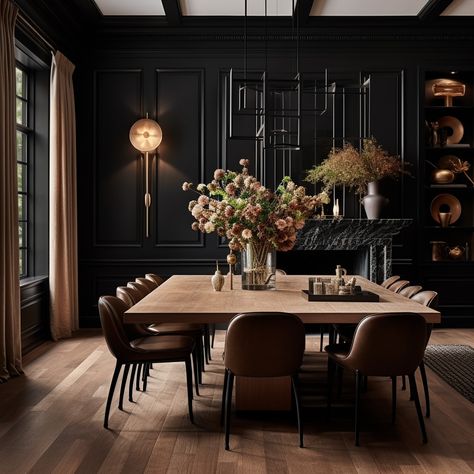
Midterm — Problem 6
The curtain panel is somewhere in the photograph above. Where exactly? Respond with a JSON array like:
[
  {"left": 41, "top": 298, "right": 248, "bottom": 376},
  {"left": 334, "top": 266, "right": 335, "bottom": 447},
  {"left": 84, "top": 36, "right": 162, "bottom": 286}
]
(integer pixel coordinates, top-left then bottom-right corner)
[
  {"left": 49, "top": 51, "right": 79, "bottom": 340},
  {"left": 0, "top": 0, "right": 22, "bottom": 382}
]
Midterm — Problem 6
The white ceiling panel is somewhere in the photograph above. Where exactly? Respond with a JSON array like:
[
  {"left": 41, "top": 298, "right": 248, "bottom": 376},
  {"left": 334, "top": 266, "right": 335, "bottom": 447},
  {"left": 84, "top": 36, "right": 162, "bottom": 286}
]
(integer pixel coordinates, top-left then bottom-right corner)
[
  {"left": 442, "top": 0, "right": 474, "bottom": 16},
  {"left": 311, "top": 0, "right": 428, "bottom": 16},
  {"left": 93, "top": 0, "right": 165, "bottom": 15},
  {"left": 180, "top": 0, "right": 293, "bottom": 16}
]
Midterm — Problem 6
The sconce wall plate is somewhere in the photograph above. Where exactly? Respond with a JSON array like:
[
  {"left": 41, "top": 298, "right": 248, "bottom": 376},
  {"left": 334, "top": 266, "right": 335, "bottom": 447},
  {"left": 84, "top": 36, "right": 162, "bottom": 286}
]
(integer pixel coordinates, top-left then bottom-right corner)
[{"left": 129, "top": 117, "right": 163, "bottom": 238}]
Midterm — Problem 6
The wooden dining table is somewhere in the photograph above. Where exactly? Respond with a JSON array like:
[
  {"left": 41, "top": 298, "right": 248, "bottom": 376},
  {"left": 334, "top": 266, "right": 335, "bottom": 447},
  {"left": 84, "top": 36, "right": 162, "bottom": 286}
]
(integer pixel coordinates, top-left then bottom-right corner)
[{"left": 125, "top": 274, "right": 441, "bottom": 410}]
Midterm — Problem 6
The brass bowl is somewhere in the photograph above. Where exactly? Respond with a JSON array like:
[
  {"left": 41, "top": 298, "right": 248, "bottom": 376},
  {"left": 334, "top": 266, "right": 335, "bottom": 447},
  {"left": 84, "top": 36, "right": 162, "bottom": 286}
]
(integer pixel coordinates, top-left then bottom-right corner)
[
  {"left": 430, "top": 193, "right": 462, "bottom": 224},
  {"left": 431, "top": 168, "right": 455, "bottom": 184},
  {"left": 437, "top": 116, "right": 464, "bottom": 144}
]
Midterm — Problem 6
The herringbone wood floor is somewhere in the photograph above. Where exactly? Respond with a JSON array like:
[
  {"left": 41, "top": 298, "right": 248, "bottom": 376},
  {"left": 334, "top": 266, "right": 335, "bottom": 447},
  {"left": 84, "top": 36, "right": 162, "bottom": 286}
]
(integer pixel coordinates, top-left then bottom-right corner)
[{"left": 0, "top": 329, "right": 473, "bottom": 473}]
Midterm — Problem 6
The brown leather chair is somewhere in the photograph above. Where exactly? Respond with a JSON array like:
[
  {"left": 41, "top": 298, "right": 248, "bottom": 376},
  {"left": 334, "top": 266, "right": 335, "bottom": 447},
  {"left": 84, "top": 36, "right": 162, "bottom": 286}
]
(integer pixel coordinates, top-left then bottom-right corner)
[
  {"left": 145, "top": 273, "right": 165, "bottom": 286},
  {"left": 127, "top": 281, "right": 149, "bottom": 299},
  {"left": 117, "top": 285, "right": 203, "bottom": 396},
  {"left": 399, "top": 285, "right": 423, "bottom": 298},
  {"left": 135, "top": 277, "right": 157, "bottom": 292},
  {"left": 325, "top": 313, "right": 428, "bottom": 446},
  {"left": 388, "top": 280, "right": 410, "bottom": 293},
  {"left": 222, "top": 312, "right": 305, "bottom": 450},
  {"left": 410, "top": 290, "right": 439, "bottom": 418},
  {"left": 381, "top": 275, "right": 400, "bottom": 288},
  {"left": 98, "top": 296, "right": 195, "bottom": 428}
]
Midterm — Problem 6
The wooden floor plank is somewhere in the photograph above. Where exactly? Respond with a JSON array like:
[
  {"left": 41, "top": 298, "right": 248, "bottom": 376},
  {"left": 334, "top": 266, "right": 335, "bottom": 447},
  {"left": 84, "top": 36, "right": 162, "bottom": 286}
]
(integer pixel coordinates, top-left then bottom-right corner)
[{"left": 0, "top": 329, "right": 473, "bottom": 473}]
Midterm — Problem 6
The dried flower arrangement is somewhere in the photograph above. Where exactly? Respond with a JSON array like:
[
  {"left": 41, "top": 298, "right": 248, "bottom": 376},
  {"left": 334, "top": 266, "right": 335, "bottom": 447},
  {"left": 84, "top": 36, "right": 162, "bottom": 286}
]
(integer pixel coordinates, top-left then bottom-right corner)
[
  {"left": 182, "top": 159, "right": 329, "bottom": 253},
  {"left": 305, "top": 138, "right": 406, "bottom": 194}
]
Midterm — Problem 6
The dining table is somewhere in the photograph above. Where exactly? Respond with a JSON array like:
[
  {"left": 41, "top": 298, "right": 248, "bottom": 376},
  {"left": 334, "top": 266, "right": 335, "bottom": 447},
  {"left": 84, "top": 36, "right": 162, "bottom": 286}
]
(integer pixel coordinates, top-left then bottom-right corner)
[{"left": 125, "top": 274, "right": 441, "bottom": 410}]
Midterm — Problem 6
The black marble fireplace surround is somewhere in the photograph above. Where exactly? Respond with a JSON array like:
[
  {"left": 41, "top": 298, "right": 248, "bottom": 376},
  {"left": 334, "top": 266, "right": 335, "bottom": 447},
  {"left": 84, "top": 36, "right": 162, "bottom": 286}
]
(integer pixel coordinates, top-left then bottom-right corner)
[{"left": 295, "top": 219, "right": 413, "bottom": 283}]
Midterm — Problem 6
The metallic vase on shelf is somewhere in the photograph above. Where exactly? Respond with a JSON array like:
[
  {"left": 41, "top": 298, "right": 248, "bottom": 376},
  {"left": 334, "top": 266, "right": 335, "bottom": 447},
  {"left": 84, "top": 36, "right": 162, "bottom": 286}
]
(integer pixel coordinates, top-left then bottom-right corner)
[{"left": 362, "top": 181, "right": 388, "bottom": 220}]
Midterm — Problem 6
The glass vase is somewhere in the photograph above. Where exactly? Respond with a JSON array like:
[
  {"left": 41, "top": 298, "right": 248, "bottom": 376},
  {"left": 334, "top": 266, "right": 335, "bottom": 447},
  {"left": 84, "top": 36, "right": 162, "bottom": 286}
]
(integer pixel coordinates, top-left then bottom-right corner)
[{"left": 241, "top": 241, "right": 276, "bottom": 290}]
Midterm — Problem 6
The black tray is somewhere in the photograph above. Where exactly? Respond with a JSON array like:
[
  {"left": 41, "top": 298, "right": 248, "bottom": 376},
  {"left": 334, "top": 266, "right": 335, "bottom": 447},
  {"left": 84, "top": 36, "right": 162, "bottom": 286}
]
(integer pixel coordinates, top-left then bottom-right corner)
[{"left": 302, "top": 289, "right": 380, "bottom": 302}]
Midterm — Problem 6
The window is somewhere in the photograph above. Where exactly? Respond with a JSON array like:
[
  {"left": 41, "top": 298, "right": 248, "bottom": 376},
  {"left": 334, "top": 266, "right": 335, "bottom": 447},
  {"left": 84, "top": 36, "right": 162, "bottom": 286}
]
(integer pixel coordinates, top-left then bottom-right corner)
[{"left": 16, "top": 65, "right": 32, "bottom": 278}]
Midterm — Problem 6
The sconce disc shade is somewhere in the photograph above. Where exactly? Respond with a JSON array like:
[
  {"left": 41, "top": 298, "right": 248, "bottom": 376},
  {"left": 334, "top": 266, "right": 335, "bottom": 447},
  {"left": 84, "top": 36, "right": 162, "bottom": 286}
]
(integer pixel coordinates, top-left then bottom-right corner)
[{"left": 129, "top": 118, "right": 163, "bottom": 152}]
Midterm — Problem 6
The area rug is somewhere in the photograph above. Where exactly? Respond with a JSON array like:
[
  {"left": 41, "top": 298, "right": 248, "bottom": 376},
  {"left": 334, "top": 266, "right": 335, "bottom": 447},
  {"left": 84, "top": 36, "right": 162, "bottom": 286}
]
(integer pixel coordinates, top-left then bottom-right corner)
[{"left": 424, "top": 344, "right": 474, "bottom": 403}]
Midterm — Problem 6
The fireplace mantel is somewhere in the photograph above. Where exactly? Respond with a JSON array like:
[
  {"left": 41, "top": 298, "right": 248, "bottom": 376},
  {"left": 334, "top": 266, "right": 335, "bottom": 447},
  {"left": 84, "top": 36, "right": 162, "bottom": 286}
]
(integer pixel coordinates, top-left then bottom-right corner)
[{"left": 296, "top": 218, "right": 413, "bottom": 282}]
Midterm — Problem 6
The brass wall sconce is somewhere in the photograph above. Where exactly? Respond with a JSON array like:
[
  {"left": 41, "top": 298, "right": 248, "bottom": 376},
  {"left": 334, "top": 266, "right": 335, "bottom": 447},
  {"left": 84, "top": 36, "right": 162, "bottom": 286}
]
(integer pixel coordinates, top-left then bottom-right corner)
[{"left": 129, "top": 115, "right": 163, "bottom": 238}]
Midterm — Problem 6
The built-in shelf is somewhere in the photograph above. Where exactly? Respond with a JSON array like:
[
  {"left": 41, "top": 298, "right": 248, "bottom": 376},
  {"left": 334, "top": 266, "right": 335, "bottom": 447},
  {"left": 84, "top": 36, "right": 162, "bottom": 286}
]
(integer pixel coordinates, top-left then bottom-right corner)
[
  {"left": 425, "top": 105, "right": 474, "bottom": 110},
  {"left": 426, "top": 185, "right": 472, "bottom": 190},
  {"left": 424, "top": 226, "right": 474, "bottom": 231}
]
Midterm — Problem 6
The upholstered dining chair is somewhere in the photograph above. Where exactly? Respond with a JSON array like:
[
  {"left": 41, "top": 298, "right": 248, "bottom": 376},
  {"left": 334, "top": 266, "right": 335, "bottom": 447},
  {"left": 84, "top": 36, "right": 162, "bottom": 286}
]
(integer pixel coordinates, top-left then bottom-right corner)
[
  {"left": 410, "top": 290, "right": 439, "bottom": 418},
  {"left": 381, "top": 275, "right": 400, "bottom": 288},
  {"left": 117, "top": 285, "right": 203, "bottom": 397},
  {"left": 388, "top": 280, "right": 410, "bottom": 293},
  {"left": 98, "top": 295, "right": 195, "bottom": 428},
  {"left": 399, "top": 285, "right": 423, "bottom": 299},
  {"left": 145, "top": 273, "right": 165, "bottom": 286},
  {"left": 222, "top": 312, "right": 305, "bottom": 450},
  {"left": 135, "top": 277, "right": 157, "bottom": 292},
  {"left": 325, "top": 313, "right": 428, "bottom": 446}
]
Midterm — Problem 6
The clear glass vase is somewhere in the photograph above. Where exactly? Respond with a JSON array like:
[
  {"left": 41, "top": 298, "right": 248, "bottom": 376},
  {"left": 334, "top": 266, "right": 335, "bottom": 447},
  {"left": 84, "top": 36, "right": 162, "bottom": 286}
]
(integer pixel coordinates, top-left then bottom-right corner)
[{"left": 241, "top": 241, "right": 276, "bottom": 290}]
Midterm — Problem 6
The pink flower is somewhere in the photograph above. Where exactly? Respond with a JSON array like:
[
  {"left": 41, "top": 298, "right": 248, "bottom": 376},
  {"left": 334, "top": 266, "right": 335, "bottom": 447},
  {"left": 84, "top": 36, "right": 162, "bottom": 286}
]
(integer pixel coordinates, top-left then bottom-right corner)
[
  {"left": 214, "top": 169, "right": 225, "bottom": 180},
  {"left": 276, "top": 219, "right": 287, "bottom": 230},
  {"left": 191, "top": 204, "right": 203, "bottom": 218},
  {"left": 295, "top": 219, "right": 305, "bottom": 230},
  {"left": 188, "top": 200, "right": 197, "bottom": 211},
  {"left": 225, "top": 183, "right": 237, "bottom": 195},
  {"left": 239, "top": 158, "right": 249, "bottom": 167},
  {"left": 191, "top": 222, "right": 199, "bottom": 231},
  {"left": 204, "top": 222, "right": 215, "bottom": 233},
  {"left": 197, "top": 195, "right": 209, "bottom": 206},
  {"left": 182, "top": 182, "right": 192, "bottom": 191},
  {"left": 241, "top": 229, "right": 252, "bottom": 240},
  {"left": 225, "top": 206, "right": 234, "bottom": 217},
  {"left": 229, "top": 238, "right": 240, "bottom": 251}
]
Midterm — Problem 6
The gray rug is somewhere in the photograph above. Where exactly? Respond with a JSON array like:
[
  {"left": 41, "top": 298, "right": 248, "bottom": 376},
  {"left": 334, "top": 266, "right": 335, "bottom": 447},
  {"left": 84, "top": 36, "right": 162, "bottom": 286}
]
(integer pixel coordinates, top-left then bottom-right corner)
[{"left": 424, "top": 344, "right": 474, "bottom": 403}]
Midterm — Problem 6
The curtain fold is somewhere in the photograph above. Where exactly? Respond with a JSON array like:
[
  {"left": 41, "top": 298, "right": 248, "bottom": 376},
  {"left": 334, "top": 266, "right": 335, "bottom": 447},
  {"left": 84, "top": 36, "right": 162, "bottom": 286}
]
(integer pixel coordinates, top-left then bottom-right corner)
[
  {"left": 0, "top": 0, "right": 22, "bottom": 382},
  {"left": 49, "top": 51, "right": 79, "bottom": 340}
]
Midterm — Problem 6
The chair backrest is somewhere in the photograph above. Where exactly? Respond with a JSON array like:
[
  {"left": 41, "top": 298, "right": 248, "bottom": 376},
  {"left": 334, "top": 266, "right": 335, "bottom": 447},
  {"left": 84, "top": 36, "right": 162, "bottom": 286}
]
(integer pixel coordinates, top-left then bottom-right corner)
[
  {"left": 381, "top": 275, "right": 400, "bottom": 288},
  {"left": 275, "top": 269, "right": 287, "bottom": 276},
  {"left": 399, "top": 285, "right": 423, "bottom": 298},
  {"left": 127, "top": 281, "right": 149, "bottom": 299},
  {"left": 116, "top": 286, "right": 142, "bottom": 307},
  {"left": 99, "top": 296, "right": 136, "bottom": 361},
  {"left": 224, "top": 312, "right": 305, "bottom": 377},
  {"left": 346, "top": 312, "right": 427, "bottom": 376},
  {"left": 145, "top": 273, "right": 164, "bottom": 286},
  {"left": 135, "top": 277, "right": 157, "bottom": 292},
  {"left": 388, "top": 280, "right": 410, "bottom": 293},
  {"left": 411, "top": 290, "right": 438, "bottom": 309}
]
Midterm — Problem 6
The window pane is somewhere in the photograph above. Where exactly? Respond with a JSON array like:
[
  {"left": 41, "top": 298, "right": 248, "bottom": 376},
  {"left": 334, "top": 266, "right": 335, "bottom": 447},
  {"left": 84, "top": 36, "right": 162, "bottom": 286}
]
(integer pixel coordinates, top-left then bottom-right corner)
[
  {"left": 16, "top": 131, "right": 27, "bottom": 163},
  {"left": 19, "top": 249, "right": 23, "bottom": 276},
  {"left": 16, "top": 98, "right": 27, "bottom": 126},
  {"left": 19, "top": 222, "right": 26, "bottom": 248},
  {"left": 17, "top": 163, "right": 28, "bottom": 192},
  {"left": 18, "top": 194, "right": 26, "bottom": 220},
  {"left": 16, "top": 68, "right": 26, "bottom": 98}
]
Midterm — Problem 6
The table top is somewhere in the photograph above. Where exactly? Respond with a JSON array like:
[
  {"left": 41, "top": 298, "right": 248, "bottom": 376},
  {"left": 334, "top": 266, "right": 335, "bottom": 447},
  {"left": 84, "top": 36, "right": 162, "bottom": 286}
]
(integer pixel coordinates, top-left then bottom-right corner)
[{"left": 124, "top": 275, "right": 441, "bottom": 325}]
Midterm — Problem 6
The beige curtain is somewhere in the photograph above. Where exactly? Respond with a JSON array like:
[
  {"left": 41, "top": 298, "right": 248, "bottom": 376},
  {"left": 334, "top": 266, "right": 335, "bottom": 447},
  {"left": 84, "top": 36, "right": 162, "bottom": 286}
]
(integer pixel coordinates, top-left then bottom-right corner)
[
  {"left": 0, "top": 0, "right": 22, "bottom": 382},
  {"left": 49, "top": 51, "right": 79, "bottom": 340}
]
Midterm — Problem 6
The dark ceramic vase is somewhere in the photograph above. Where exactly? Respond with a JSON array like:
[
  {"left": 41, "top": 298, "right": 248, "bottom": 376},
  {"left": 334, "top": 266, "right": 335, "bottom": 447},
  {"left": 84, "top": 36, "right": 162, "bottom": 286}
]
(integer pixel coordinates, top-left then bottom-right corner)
[{"left": 362, "top": 181, "right": 388, "bottom": 220}]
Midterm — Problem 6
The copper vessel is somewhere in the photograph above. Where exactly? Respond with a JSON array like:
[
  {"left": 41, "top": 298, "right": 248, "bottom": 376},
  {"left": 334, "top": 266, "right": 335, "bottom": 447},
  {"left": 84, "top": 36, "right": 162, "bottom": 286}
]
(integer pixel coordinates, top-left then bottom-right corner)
[{"left": 432, "top": 79, "right": 466, "bottom": 107}]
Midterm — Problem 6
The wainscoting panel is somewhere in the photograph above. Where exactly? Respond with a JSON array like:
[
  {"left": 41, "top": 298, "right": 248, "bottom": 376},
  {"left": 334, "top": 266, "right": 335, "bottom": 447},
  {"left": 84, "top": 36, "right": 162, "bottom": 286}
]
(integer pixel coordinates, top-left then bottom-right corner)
[
  {"left": 93, "top": 69, "right": 144, "bottom": 247},
  {"left": 154, "top": 69, "right": 205, "bottom": 248}
]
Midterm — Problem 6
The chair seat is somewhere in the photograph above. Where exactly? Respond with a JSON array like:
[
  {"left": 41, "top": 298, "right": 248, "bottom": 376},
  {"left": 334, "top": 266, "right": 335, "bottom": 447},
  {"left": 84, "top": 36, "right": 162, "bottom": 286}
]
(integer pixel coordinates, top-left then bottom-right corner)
[
  {"left": 324, "top": 343, "right": 351, "bottom": 362},
  {"left": 131, "top": 335, "right": 195, "bottom": 360},
  {"left": 148, "top": 323, "right": 204, "bottom": 336}
]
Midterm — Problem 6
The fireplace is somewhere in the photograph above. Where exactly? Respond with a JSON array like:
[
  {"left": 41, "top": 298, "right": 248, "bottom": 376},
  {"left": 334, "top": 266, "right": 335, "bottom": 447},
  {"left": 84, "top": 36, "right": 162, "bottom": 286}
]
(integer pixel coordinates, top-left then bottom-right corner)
[{"left": 287, "top": 218, "right": 412, "bottom": 283}]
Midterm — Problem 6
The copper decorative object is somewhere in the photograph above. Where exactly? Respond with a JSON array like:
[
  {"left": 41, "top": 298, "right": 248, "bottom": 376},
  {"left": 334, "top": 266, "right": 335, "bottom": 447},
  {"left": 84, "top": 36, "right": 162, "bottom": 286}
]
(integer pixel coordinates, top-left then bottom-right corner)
[
  {"left": 438, "top": 212, "right": 452, "bottom": 228},
  {"left": 431, "top": 168, "right": 455, "bottom": 184},
  {"left": 430, "top": 241, "right": 446, "bottom": 261},
  {"left": 226, "top": 252, "right": 237, "bottom": 290},
  {"left": 437, "top": 116, "right": 464, "bottom": 145},
  {"left": 432, "top": 79, "right": 466, "bottom": 107},
  {"left": 430, "top": 193, "right": 461, "bottom": 225},
  {"left": 447, "top": 245, "right": 465, "bottom": 260}
]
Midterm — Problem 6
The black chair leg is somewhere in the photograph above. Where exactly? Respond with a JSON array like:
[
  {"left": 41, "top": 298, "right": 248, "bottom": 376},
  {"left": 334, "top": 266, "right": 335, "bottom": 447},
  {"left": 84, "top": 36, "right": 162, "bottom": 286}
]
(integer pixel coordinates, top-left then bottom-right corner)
[
  {"left": 401, "top": 375, "right": 406, "bottom": 391},
  {"left": 327, "top": 357, "right": 335, "bottom": 417},
  {"left": 129, "top": 363, "right": 137, "bottom": 402},
  {"left": 185, "top": 357, "right": 194, "bottom": 423},
  {"left": 143, "top": 363, "right": 148, "bottom": 392},
  {"left": 291, "top": 375, "right": 304, "bottom": 448},
  {"left": 192, "top": 349, "right": 200, "bottom": 396},
  {"left": 221, "top": 369, "right": 229, "bottom": 426},
  {"left": 118, "top": 363, "right": 130, "bottom": 411},
  {"left": 391, "top": 376, "right": 397, "bottom": 424},
  {"left": 205, "top": 325, "right": 212, "bottom": 361},
  {"left": 211, "top": 324, "right": 216, "bottom": 348},
  {"left": 136, "top": 363, "right": 142, "bottom": 391},
  {"left": 419, "top": 361, "right": 430, "bottom": 418},
  {"left": 224, "top": 372, "right": 235, "bottom": 450},
  {"left": 320, "top": 325, "right": 324, "bottom": 352},
  {"left": 408, "top": 373, "right": 428, "bottom": 444},
  {"left": 355, "top": 370, "right": 362, "bottom": 446},
  {"left": 198, "top": 338, "right": 205, "bottom": 376},
  {"left": 104, "top": 361, "right": 122, "bottom": 429}
]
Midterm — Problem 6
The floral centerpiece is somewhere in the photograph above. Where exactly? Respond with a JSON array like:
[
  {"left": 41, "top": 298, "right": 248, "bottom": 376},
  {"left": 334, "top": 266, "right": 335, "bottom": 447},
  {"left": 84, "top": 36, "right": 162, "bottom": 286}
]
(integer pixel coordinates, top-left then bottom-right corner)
[
  {"left": 305, "top": 137, "right": 408, "bottom": 219},
  {"left": 182, "top": 159, "right": 329, "bottom": 290}
]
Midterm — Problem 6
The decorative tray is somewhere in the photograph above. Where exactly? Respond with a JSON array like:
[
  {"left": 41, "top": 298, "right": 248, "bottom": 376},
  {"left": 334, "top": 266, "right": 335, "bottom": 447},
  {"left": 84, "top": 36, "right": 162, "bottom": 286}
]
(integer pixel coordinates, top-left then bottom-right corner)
[{"left": 301, "top": 289, "right": 380, "bottom": 302}]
